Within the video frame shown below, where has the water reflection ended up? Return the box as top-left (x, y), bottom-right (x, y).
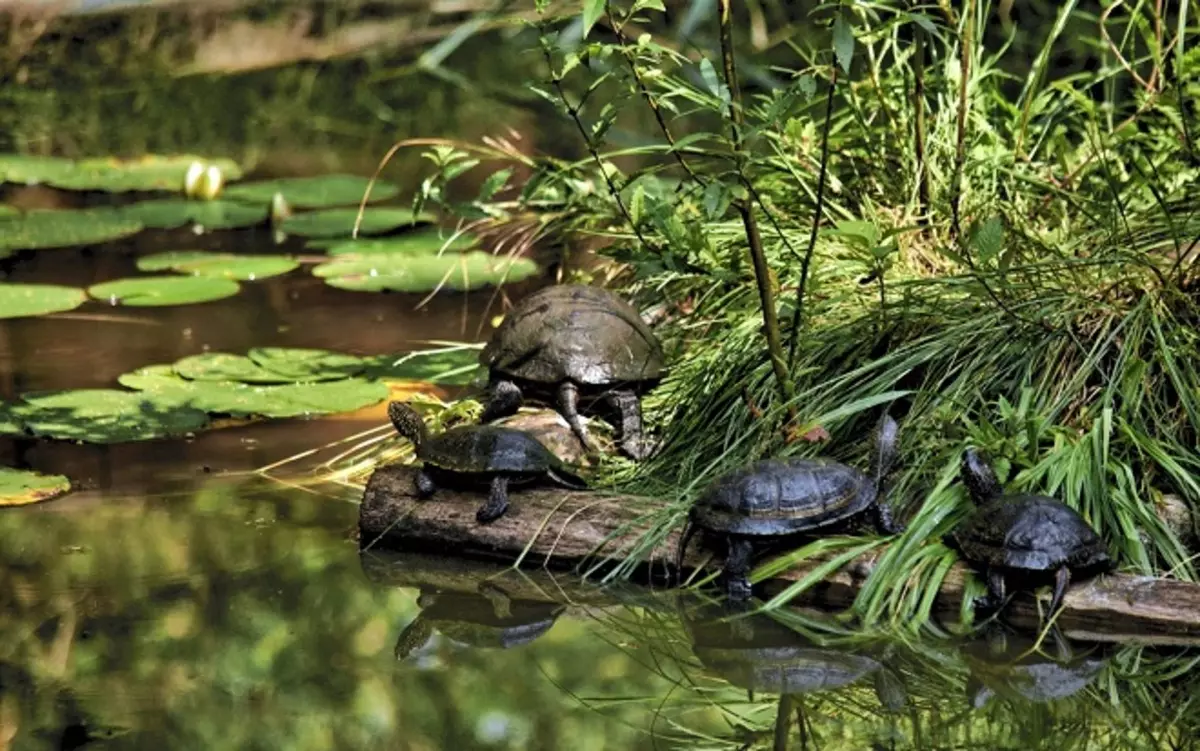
top-left (961, 624), bottom-right (1109, 709)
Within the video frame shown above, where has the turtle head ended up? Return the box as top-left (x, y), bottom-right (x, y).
top-left (870, 413), bottom-right (900, 489)
top-left (961, 448), bottom-right (1003, 504)
top-left (388, 401), bottom-right (428, 449)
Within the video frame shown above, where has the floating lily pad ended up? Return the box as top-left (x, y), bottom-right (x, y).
top-left (0, 284), bottom-right (88, 319)
top-left (136, 251), bottom-right (297, 281)
top-left (221, 175), bottom-right (401, 209)
top-left (119, 368), bottom-right (386, 418)
top-left (0, 209), bottom-right (144, 251)
top-left (0, 468), bottom-right (71, 506)
top-left (247, 347), bottom-right (365, 381)
top-left (121, 199), bottom-right (268, 230)
top-left (6, 389), bottom-right (209, 443)
top-left (364, 346), bottom-right (484, 385)
top-left (0, 205), bottom-right (16, 216)
top-left (172, 353), bottom-right (292, 383)
top-left (89, 276), bottom-right (241, 306)
top-left (279, 208), bottom-right (431, 239)
top-left (322, 228), bottom-right (479, 256)
top-left (314, 251), bottom-right (540, 293)
top-left (0, 154), bottom-right (242, 192)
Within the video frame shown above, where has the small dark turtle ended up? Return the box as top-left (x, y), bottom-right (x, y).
top-left (479, 284), bottom-right (666, 460)
top-left (961, 624), bottom-right (1108, 708)
top-left (948, 448), bottom-right (1113, 616)
top-left (676, 414), bottom-right (904, 602)
top-left (388, 401), bottom-right (587, 524)
top-left (394, 584), bottom-right (565, 659)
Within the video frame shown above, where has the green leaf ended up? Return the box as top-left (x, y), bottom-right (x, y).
top-left (173, 353), bottom-right (297, 384)
top-left (699, 57), bottom-right (722, 97)
top-left (7, 389), bottom-right (209, 443)
top-left (702, 181), bottom-right (732, 220)
top-left (796, 74), bottom-right (817, 100)
top-left (321, 229), bottom-right (479, 256)
top-left (829, 219), bottom-right (879, 248)
top-left (0, 209), bottom-right (143, 251)
top-left (313, 251), bottom-right (539, 293)
top-left (476, 169), bottom-right (513, 202)
top-left (631, 0), bottom-right (665, 12)
top-left (0, 154), bottom-right (243, 193)
top-left (971, 216), bottom-right (1004, 261)
top-left (136, 251), bottom-right (298, 281)
top-left (0, 284), bottom-right (87, 319)
top-left (581, 0), bottom-right (606, 39)
top-left (88, 276), bottom-right (241, 307)
top-left (364, 345), bottom-right (485, 385)
top-left (279, 208), bottom-right (433, 239)
top-left (0, 467), bottom-right (71, 506)
top-left (248, 348), bottom-right (366, 382)
top-left (121, 199), bottom-right (268, 231)
top-left (221, 174), bottom-right (400, 209)
top-left (833, 15), bottom-right (855, 75)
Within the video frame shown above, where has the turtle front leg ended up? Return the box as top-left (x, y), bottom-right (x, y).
top-left (724, 536), bottom-right (756, 603)
top-left (605, 388), bottom-right (651, 460)
top-left (476, 475), bottom-right (511, 524)
top-left (480, 378), bottom-right (523, 423)
top-left (871, 499), bottom-right (905, 536)
top-left (414, 468), bottom-right (437, 499)
top-left (1048, 565), bottom-right (1071, 617)
top-left (556, 381), bottom-right (593, 453)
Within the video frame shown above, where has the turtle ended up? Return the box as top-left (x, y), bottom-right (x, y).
top-left (948, 448), bottom-right (1114, 617)
top-left (393, 584), bottom-right (565, 659)
top-left (388, 401), bottom-right (587, 524)
top-left (676, 413), bottom-right (904, 602)
top-left (478, 284), bottom-right (666, 461)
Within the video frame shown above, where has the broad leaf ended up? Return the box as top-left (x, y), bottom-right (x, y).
top-left (221, 174), bottom-right (401, 209)
top-left (5, 389), bottom-right (209, 443)
top-left (313, 251), bottom-right (539, 292)
top-left (0, 284), bottom-right (88, 319)
top-left (137, 251), bottom-right (298, 281)
top-left (279, 208), bottom-right (433, 238)
top-left (89, 276), bottom-right (241, 306)
top-left (0, 468), bottom-right (71, 506)
top-left (121, 199), bottom-right (268, 231)
top-left (0, 210), bottom-right (143, 251)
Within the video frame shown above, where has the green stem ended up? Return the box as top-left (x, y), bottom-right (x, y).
top-left (717, 0), bottom-right (796, 417)
top-left (913, 17), bottom-right (930, 224)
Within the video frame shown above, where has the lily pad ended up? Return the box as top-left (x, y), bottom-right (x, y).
top-left (247, 347), bottom-right (365, 381)
top-left (121, 199), bottom-right (268, 231)
top-left (0, 284), bottom-right (88, 319)
top-left (89, 276), bottom-right (241, 306)
top-left (314, 251), bottom-right (540, 293)
top-left (322, 228), bottom-right (479, 256)
top-left (364, 345), bottom-right (485, 386)
top-left (0, 209), bottom-right (144, 251)
top-left (221, 175), bottom-right (401, 209)
top-left (0, 468), bottom-right (71, 506)
top-left (0, 154), bottom-right (242, 192)
top-left (279, 208), bottom-right (431, 239)
top-left (5, 389), bottom-right (209, 443)
top-left (136, 251), bottom-right (297, 281)
top-left (119, 368), bottom-right (387, 418)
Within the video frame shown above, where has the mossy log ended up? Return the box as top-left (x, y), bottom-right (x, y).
top-left (358, 464), bottom-right (1200, 647)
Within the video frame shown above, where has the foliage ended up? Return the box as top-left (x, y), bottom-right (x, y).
top-left (314, 250), bottom-right (539, 293)
top-left (0, 154), bottom-right (242, 192)
top-left (137, 251), bottom-right (299, 280)
top-left (0, 209), bottom-right (144, 251)
top-left (0, 283), bottom-right (88, 319)
top-left (221, 174), bottom-right (402, 208)
top-left (120, 199), bottom-right (269, 231)
top-left (88, 275), bottom-right (242, 306)
top-left (279, 207), bottom-right (433, 238)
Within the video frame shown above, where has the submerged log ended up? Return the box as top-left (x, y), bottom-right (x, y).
top-left (359, 464), bottom-right (1200, 647)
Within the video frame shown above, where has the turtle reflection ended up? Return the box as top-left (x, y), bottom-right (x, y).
top-left (960, 624), bottom-right (1109, 708)
top-left (395, 582), bottom-right (565, 658)
top-left (680, 601), bottom-right (907, 712)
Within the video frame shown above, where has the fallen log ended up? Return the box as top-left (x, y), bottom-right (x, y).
top-left (358, 463), bottom-right (1200, 646)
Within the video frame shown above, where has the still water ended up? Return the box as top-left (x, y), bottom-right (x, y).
top-left (0, 3), bottom-right (1197, 749)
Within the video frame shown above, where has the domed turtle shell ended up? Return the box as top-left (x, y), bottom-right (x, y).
top-left (480, 284), bottom-right (665, 386)
top-left (950, 494), bottom-right (1111, 573)
top-left (417, 423), bottom-right (571, 477)
top-left (691, 457), bottom-right (877, 537)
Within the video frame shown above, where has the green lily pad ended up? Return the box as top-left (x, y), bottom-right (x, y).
top-left (0, 468), bottom-right (71, 506)
top-left (247, 347), bottom-right (366, 381)
top-left (119, 368), bottom-right (387, 418)
top-left (0, 154), bottom-right (242, 192)
top-left (364, 345), bottom-right (485, 386)
top-left (0, 205), bottom-right (16, 216)
top-left (314, 251), bottom-right (540, 293)
top-left (6, 389), bottom-right (209, 443)
top-left (322, 228), bottom-right (479, 256)
top-left (172, 353), bottom-right (293, 383)
top-left (221, 175), bottom-right (401, 209)
top-left (89, 276), bottom-right (241, 307)
top-left (136, 251), bottom-right (297, 281)
top-left (0, 209), bottom-right (144, 251)
top-left (279, 208), bottom-right (431, 239)
top-left (0, 284), bottom-right (88, 319)
top-left (121, 199), bottom-right (268, 230)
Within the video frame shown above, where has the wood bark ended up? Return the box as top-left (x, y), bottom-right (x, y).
top-left (359, 463), bottom-right (1200, 646)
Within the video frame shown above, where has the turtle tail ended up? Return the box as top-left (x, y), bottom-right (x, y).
top-left (388, 401), bottom-right (428, 449)
top-left (547, 464), bottom-right (589, 490)
top-left (675, 518), bottom-right (698, 587)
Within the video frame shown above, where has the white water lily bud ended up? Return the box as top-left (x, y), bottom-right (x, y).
top-left (183, 161), bottom-right (205, 197)
top-left (270, 192), bottom-right (292, 222)
top-left (198, 165), bottom-right (224, 200)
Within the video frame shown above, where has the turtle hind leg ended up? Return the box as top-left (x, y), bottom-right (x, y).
top-left (1048, 565), bottom-right (1071, 617)
top-left (414, 468), bottom-right (437, 499)
top-left (480, 378), bottom-right (523, 423)
top-left (724, 536), bottom-right (755, 603)
top-left (974, 567), bottom-right (1007, 614)
top-left (606, 388), bottom-right (651, 460)
top-left (476, 475), bottom-right (511, 524)
top-left (556, 381), bottom-right (593, 453)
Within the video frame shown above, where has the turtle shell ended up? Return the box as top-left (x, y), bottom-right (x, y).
top-left (950, 495), bottom-right (1111, 572)
top-left (480, 284), bottom-right (665, 386)
top-left (691, 457), bottom-right (874, 536)
top-left (418, 424), bottom-right (562, 475)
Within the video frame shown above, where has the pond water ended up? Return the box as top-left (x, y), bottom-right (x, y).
top-left (0, 3), bottom-right (1197, 750)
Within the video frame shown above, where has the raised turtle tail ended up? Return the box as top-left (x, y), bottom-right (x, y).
top-left (961, 447), bottom-right (1002, 504)
top-left (388, 401), bottom-right (428, 449)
